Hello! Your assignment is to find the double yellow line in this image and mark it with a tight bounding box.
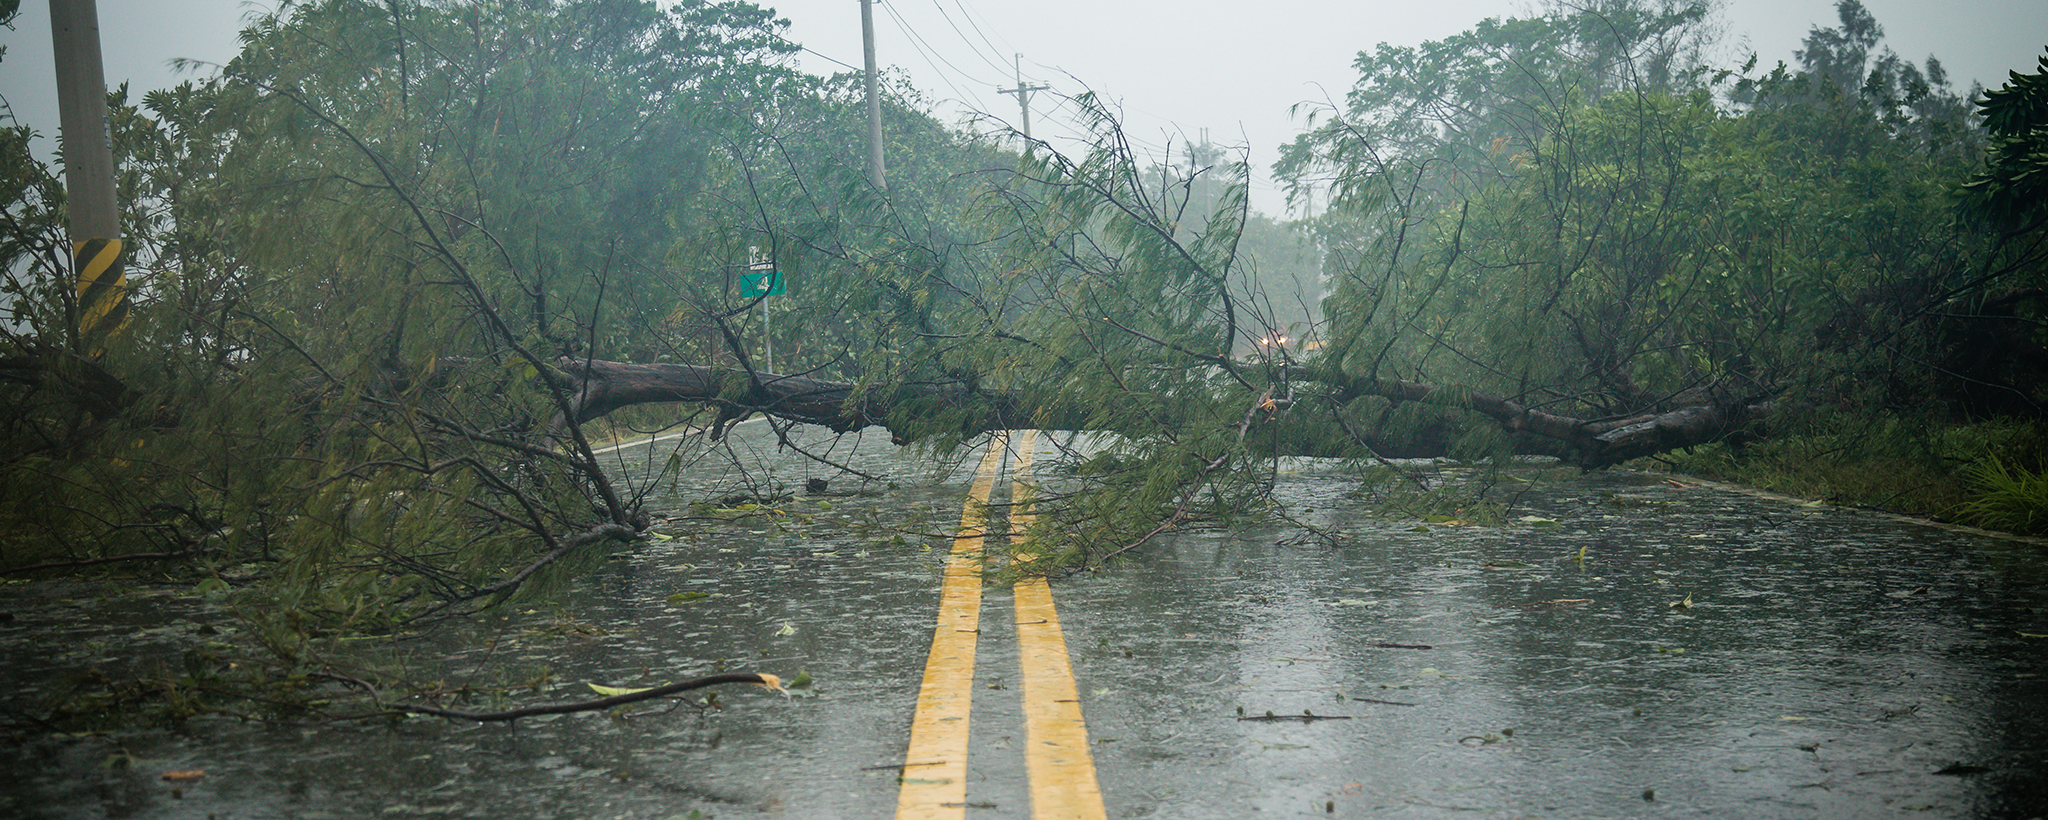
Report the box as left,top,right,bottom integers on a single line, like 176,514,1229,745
896,431,1106,820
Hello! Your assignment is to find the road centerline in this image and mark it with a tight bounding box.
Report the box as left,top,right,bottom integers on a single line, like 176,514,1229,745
896,437,1006,820
897,431,1107,820
1009,431,1108,820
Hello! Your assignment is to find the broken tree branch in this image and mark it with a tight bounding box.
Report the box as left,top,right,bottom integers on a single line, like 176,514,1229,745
390,672,784,722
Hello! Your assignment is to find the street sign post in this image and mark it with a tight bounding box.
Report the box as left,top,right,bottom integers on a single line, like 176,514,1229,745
743,249,783,369
741,268,784,297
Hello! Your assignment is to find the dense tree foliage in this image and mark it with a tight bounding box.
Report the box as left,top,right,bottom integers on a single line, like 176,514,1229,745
1,0,2042,668
0,0,1021,631
1268,0,2043,473
1970,52,2048,232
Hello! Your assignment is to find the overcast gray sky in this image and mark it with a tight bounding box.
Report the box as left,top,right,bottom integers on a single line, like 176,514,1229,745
2,0,2043,215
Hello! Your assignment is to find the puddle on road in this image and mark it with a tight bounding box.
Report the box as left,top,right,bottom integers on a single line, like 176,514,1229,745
1055,466,2048,819
0,428,974,820
2,447,2045,819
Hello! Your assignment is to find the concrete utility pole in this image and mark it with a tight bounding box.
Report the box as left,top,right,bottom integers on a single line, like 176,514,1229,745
47,0,127,355
996,54,1050,140
860,0,886,190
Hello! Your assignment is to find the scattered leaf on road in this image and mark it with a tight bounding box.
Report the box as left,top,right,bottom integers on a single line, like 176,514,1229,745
587,683,654,697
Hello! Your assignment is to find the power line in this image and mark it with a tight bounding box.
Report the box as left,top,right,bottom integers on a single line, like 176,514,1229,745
771,1,998,130
793,42,862,74
949,0,1017,71
925,0,1012,78
754,19,869,77
877,0,999,87
876,0,1001,113
780,1,1265,185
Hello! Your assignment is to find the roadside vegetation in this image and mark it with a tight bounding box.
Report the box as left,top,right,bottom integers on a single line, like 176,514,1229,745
0,0,2042,726
1662,415,2048,531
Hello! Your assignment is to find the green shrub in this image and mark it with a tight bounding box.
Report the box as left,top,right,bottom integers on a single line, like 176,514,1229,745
1953,457,2048,536
1661,415,2048,533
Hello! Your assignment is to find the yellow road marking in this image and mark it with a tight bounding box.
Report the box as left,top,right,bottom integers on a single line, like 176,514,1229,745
898,432,1108,819
896,437,1007,820
1009,431,1108,820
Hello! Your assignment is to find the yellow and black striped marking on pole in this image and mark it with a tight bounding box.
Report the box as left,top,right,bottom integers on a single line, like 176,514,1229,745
74,237,129,354
897,432,1108,820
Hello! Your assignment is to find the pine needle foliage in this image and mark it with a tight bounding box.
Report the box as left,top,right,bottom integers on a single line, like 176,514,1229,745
950,94,1308,573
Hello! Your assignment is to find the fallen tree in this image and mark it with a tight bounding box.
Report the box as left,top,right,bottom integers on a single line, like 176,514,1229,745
556,357,1770,470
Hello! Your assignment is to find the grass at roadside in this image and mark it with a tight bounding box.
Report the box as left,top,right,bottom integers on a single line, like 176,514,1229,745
1657,415,2048,536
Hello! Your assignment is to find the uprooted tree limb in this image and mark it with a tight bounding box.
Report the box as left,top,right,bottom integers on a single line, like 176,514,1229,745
555,357,1769,470
1304,367,1775,469
0,347,1772,481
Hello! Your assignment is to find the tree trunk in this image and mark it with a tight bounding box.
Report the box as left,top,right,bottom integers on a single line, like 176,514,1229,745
556,359,1050,441
561,358,1768,468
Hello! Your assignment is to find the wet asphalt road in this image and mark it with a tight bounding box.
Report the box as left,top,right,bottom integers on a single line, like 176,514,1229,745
3,422,2047,819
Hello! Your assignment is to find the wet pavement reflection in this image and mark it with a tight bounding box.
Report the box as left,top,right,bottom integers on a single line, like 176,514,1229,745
1,428,2043,819
1058,464,2048,819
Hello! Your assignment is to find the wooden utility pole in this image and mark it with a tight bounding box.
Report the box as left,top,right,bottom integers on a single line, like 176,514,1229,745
47,0,127,355
997,54,1050,140
860,0,886,190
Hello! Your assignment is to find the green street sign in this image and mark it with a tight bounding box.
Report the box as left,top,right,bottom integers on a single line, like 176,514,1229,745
741,269,785,297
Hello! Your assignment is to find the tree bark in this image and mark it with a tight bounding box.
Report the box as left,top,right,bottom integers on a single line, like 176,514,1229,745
1578,401,1774,467
560,358,1767,469
1309,366,1770,468
0,352,1765,469
559,360,889,429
